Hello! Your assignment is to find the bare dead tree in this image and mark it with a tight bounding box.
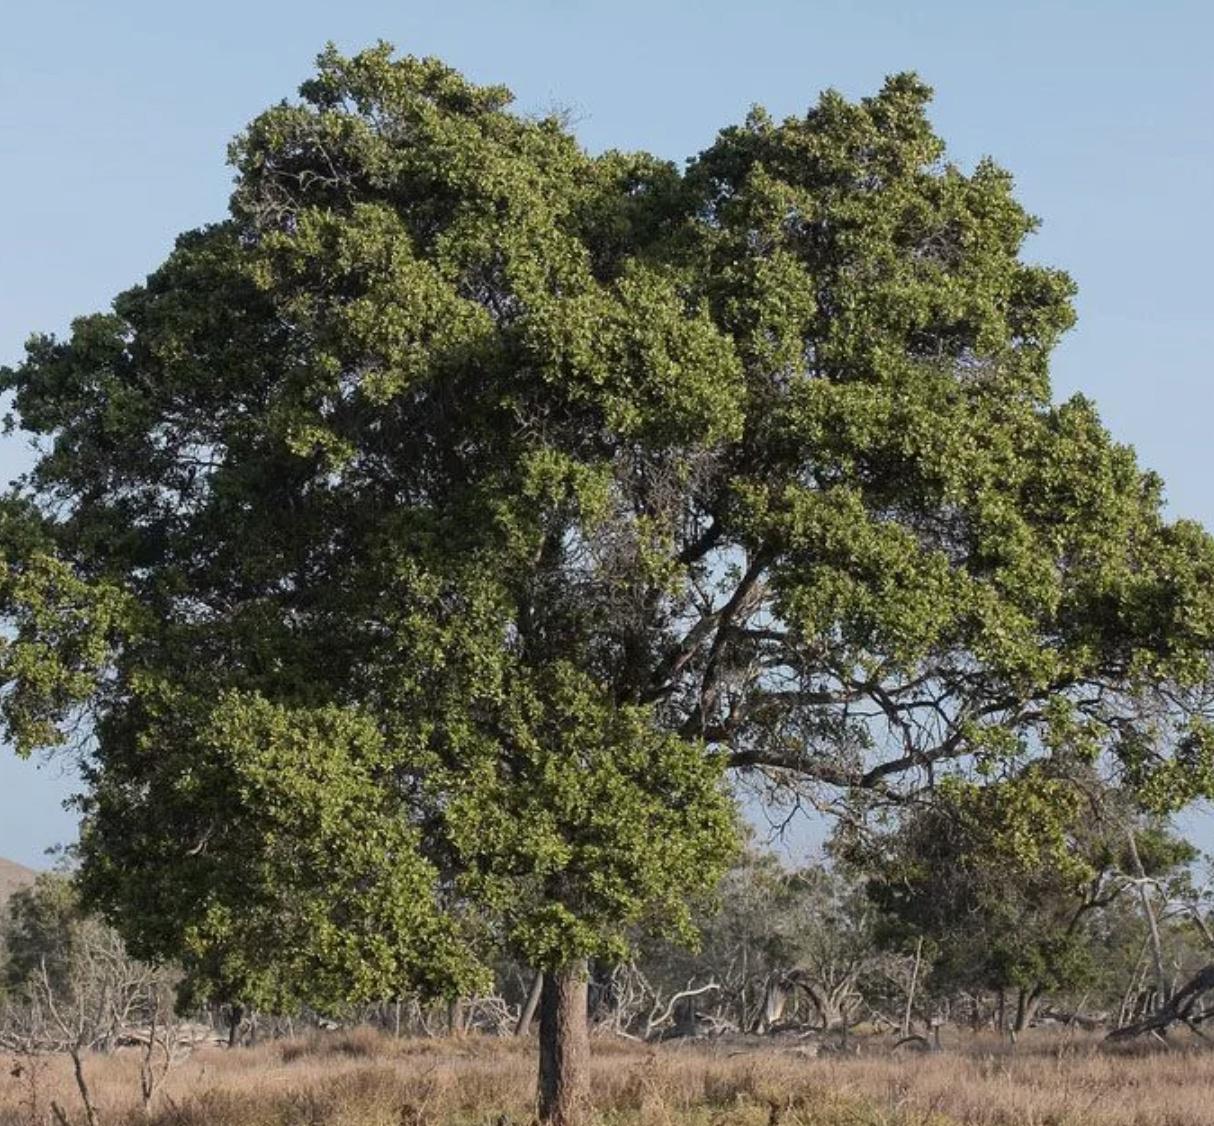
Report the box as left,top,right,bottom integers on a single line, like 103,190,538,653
1107,964,1214,1042
644,980,721,1040
0,915,183,1125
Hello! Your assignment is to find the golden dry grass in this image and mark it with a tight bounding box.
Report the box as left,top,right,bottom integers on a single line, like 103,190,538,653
3,1027,1212,1126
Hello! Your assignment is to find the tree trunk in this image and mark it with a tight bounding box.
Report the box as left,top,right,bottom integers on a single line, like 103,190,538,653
516,970,543,1037
816,994,843,1031
1013,987,1041,1034
1128,831,1171,1006
67,1046,100,1126
902,937,923,1036
227,1004,244,1049
759,976,789,1032
538,961,589,1126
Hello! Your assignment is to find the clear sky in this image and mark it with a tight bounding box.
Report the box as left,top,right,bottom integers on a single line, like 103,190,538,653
1,0,1211,867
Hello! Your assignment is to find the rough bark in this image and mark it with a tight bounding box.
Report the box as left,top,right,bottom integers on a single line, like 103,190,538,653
538,961,590,1126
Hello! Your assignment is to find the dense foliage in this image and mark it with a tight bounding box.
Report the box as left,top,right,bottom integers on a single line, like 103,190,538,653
847,772,1199,1027
3,42,1214,1022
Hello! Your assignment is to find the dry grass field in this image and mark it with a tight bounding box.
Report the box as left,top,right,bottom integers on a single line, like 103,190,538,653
3,1027,1213,1126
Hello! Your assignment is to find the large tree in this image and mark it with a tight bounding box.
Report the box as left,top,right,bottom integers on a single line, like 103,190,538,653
4,43,1214,1121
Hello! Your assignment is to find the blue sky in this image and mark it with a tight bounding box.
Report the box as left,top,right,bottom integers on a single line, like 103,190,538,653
1,1,1211,866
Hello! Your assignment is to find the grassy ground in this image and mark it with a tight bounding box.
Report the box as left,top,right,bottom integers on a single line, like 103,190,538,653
2,1026,1210,1125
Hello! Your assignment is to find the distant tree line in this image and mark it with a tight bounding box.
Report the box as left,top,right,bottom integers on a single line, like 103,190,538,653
7,780,1214,1059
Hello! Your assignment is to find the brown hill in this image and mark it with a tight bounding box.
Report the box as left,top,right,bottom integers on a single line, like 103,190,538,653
0,857,37,907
